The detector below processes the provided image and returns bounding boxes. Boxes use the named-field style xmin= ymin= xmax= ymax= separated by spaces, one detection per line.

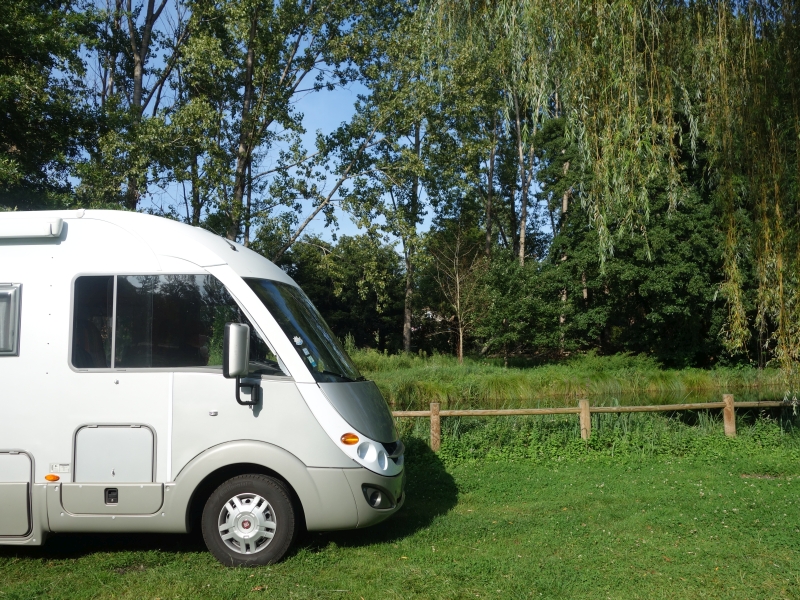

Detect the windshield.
xmin=246 ymin=279 xmax=363 ymax=383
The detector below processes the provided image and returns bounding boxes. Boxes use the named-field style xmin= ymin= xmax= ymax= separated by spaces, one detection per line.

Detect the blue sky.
xmin=284 ymin=81 xmax=371 ymax=240
xmin=143 ymin=79 xmax=376 ymax=243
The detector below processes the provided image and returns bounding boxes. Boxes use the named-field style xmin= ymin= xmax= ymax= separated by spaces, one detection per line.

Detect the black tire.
xmin=201 ymin=474 xmax=296 ymax=567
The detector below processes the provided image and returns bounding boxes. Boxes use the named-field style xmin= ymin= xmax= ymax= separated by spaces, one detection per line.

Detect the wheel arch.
xmin=171 ymin=441 xmax=319 ymax=532
xmin=185 ymin=463 xmax=306 ymax=535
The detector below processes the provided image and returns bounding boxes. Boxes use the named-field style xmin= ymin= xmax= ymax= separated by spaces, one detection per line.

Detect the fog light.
xmin=368 ymin=489 xmax=382 ymax=507
xmin=362 ymin=485 xmax=395 ymax=509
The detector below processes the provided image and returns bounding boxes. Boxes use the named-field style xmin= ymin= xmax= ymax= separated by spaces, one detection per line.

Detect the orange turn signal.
xmin=44 ymin=474 xmax=60 ymax=482
xmin=340 ymin=433 xmax=359 ymax=445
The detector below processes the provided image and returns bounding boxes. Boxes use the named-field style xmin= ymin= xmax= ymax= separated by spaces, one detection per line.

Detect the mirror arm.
xmin=235 ymin=376 xmax=261 ymax=406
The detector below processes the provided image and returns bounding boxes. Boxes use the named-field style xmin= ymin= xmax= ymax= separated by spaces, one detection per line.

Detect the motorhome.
xmin=0 ymin=209 xmax=404 ymax=566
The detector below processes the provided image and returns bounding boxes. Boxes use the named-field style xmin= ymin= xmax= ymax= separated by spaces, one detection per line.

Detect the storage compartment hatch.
xmin=74 ymin=425 xmax=154 ymax=483
xmin=0 ymin=452 xmax=32 ymax=536
xmin=61 ymin=483 xmax=163 ymax=515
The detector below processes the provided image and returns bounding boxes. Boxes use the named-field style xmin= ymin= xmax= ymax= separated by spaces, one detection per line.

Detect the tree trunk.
xmin=485 ymin=120 xmax=497 ymax=257
xmin=244 ymin=159 xmax=252 ymax=247
xmin=103 ymin=0 xmax=123 ymax=106
xmin=123 ymin=0 xmax=169 ymax=211
xmin=190 ymin=152 xmax=201 ymax=225
xmin=561 ymin=161 xmax=571 ymax=228
xmin=402 ymin=122 xmax=422 ymax=353
xmin=403 ymin=250 xmax=413 ymax=353
xmin=457 ymin=323 xmax=464 ymax=364
xmin=513 ymin=95 xmax=532 ymax=266
xmin=230 ymin=10 xmax=259 ymax=240
xmin=508 ymin=190 xmax=519 ymax=256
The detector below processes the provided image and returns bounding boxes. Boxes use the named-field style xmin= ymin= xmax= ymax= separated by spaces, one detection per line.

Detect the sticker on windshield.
xmin=307 ymin=356 xmax=317 ymax=367
xmin=302 ymin=348 xmax=310 ymax=356
xmin=293 ymin=336 xmax=303 ymax=345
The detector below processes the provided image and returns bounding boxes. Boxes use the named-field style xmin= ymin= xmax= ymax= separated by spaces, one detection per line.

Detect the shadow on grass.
xmin=0 ymin=438 xmax=456 ymax=562
xmin=291 ymin=437 xmax=457 ymax=555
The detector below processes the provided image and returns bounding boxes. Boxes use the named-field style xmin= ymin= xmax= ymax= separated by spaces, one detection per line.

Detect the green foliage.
xmin=423 ymin=0 xmax=800 ymax=377
xmin=0 ymin=0 xmax=89 ymax=206
xmin=354 ymin=349 xmax=784 ymax=410
xmin=471 ymin=256 xmax=564 ymax=359
xmin=8 ymin=0 xmax=800 ymax=374
xmin=536 ymin=118 xmax=729 ymax=367
xmin=428 ymin=412 xmax=800 ymax=465
xmin=278 ymin=233 xmax=405 ymax=350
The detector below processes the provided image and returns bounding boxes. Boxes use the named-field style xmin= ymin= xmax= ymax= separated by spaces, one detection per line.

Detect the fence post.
xmin=430 ymin=402 xmax=441 ymax=451
xmin=579 ymin=399 xmax=591 ymax=440
xmin=723 ymin=394 xmax=736 ymax=437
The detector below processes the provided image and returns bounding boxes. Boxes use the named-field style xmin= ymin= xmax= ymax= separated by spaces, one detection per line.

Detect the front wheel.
xmin=201 ymin=474 xmax=296 ymax=567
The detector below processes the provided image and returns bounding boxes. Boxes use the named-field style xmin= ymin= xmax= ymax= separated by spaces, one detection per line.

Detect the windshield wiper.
xmin=319 ymin=369 xmax=356 ymax=382
xmin=250 ymin=359 xmax=280 ymax=368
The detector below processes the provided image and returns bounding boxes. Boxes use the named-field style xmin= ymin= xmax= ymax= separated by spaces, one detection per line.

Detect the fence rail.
xmin=391 ymin=395 xmax=787 ymax=451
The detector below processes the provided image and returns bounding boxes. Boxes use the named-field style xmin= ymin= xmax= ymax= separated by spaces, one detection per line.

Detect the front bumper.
xmin=343 ymin=466 xmax=405 ymax=528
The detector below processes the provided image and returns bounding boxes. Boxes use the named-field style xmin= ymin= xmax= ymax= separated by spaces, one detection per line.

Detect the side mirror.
xmin=223 ymin=322 xmax=250 ymax=378
xmin=223 ymin=322 xmax=260 ymax=407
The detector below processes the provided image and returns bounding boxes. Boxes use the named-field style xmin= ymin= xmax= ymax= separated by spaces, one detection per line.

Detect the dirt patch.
xmin=740 ymin=473 xmax=780 ymax=480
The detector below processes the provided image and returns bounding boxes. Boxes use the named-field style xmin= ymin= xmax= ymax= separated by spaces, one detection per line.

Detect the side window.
xmin=105 ymin=274 xmax=284 ymax=375
xmin=72 ymin=277 xmax=113 ymax=368
xmin=0 ymin=283 xmax=22 ymax=356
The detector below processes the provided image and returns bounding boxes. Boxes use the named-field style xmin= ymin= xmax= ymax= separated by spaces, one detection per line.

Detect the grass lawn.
xmin=2 ymin=441 xmax=800 ymax=599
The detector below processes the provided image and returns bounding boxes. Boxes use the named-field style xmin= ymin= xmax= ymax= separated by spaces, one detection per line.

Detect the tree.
xmin=0 ymin=0 xmax=89 ymax=207
xmin=423 ymin=0 xmax=800 ymax=377
xmin=473 ymin=257 xmax=563 ymax=364
xmin=75 ymin=0 xmax=189 ymax=209
xmin=275 ymin=234 xmax=404 ymax=350
xmin=341 ymin=9 xmax=433 ymax=352
xmin=200 ymin=0 xmax=403 ymax=243
xmin=423 ymin=0 xmax=557 ymax=265
xmin=539 ymin=118 xmax=729 ymax=367
xmin=417 ymin=196 xmax=488 ymax=362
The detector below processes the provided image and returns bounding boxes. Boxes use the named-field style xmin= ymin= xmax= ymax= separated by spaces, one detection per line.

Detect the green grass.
xmin=352 ymin=350 xmax=787 ymax=410
xmin=3 ymin=423 xmax=800 ymax=599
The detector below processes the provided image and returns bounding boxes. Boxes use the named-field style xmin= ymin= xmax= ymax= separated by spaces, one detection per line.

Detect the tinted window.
xmin=72 ymin=276 xmax=113 ymax=368
xmin=0 ymin=283 xmax=22 ymax=356
xmin=71 ymin=274 xmax=285 ymax=375
xmin=114 ymin=275 xmax=283 ymax=374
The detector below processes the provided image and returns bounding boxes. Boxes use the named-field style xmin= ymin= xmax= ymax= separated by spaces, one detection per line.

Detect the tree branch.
xmin=272 ymin=125 xmax=384 ymax=261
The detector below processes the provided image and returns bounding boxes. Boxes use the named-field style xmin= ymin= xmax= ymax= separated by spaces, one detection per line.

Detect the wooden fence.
xmin=391 ymin=394 xmax=787 ymax=451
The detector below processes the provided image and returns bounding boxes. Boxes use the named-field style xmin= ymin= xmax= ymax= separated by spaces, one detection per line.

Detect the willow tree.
xmin=425 ymin=0 xmax=800 ymax=380
xmin=692 ymin=2 xmax=800 ymax=381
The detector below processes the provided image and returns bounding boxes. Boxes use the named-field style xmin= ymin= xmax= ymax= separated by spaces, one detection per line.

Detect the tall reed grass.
xmin=352 ymin=350 xmax=785 ymax=410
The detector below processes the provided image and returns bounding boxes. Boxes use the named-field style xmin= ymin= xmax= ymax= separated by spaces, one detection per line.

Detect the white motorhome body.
xmin=0 ymin=210 xmax=404 ymax=565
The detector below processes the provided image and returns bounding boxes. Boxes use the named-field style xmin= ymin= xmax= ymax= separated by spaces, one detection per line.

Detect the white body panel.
xmin=0 ymin=210 xmax=403 ymax=546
